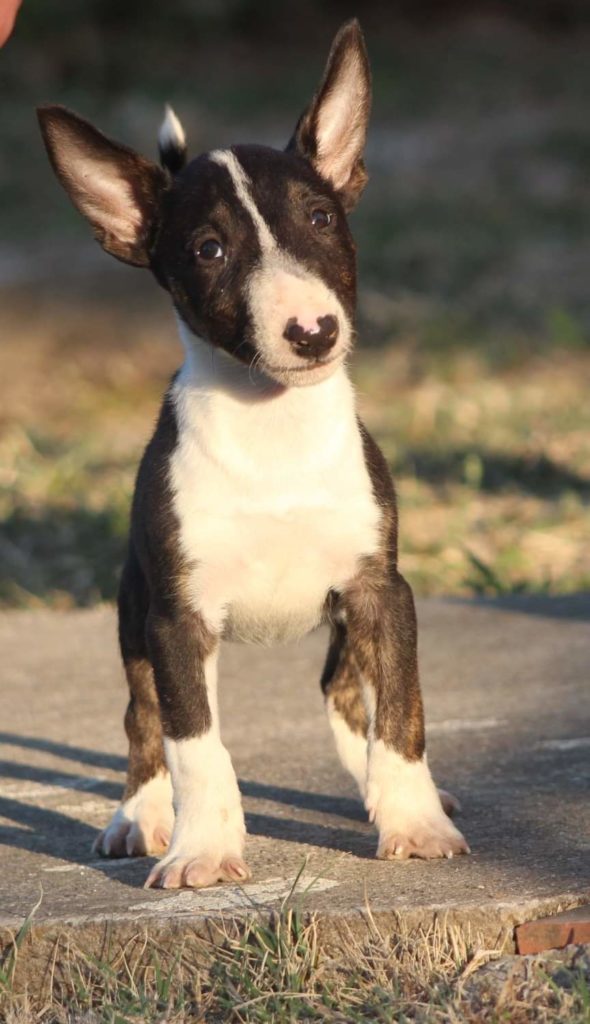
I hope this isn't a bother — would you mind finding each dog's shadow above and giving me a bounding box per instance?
[0,732,374,890]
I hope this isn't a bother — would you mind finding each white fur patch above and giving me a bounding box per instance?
[161,731,245,867]
[98,771,174,857]
[209,148,275,252]
[158,104,186,153]
[326,696,367,796]
[170,327,380,645]
[144,650,246,883]
[365,740,468,858]
[366,743,442,830]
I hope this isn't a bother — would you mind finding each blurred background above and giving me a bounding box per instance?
[0,0,589,608]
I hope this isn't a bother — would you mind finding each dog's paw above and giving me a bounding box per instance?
[366,744,470,862]
[438,788,461,817]
[377,814,470,860]
[144,853,251,889]
[94,817,172,858]
[93,773,174,858]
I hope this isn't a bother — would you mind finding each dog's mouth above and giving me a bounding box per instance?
[259,353,344,387]
[265,356,338,374]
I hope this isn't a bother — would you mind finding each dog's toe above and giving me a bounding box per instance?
[145,854,251,890]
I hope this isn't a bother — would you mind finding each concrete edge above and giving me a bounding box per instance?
[2,890,589,999]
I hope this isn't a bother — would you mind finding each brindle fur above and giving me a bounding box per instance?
[321,617,368,736]
[118,548,165,798]
[322,422,425,761]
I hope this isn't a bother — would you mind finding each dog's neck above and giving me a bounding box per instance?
[174,319,359,471]
[176,318,356,411]
[177,319,287,403]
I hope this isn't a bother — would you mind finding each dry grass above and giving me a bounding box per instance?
[1,903,589,1023]
[357,347,590,597]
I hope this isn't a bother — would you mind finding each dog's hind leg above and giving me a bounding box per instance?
[321,615,369,798]
[93,547,174,858]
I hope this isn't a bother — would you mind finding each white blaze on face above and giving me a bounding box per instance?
[210,149,276,252]
[209,149,351,386]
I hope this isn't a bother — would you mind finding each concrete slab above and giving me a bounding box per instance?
[0,597,589,970]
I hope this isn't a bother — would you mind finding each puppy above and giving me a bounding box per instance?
[38,20,469,889]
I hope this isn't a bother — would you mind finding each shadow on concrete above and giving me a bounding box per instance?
[445,592,590,622]
[0,760,122,802]
[245,812,375,857]
[0,733,126,773]
[0,730,588,889]
[0,738,375,878]
[240,779,367,823]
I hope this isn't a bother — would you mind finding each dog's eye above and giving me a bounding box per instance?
[197,238,224,261]
[311,209,332,229]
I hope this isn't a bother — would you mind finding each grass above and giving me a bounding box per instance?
[356,347,590,598]
[2,903,589,1023]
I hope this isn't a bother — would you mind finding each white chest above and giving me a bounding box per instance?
[169,351,380,645]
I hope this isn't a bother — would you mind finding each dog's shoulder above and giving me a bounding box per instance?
[130,377,183,584]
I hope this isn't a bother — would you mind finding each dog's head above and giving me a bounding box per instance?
[38,20,371,388]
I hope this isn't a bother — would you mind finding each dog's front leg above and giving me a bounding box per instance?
[144,605,249,889]
[344,569,470,860]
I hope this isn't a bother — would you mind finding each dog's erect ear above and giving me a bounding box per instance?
[287,19,371,211]
[158,104,187,175]
[37,105,169,267]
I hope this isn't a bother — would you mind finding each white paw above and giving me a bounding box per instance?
[93,773,174,858]
[146,733,248,889]
[377,813,469,860]
[144,798,248,889]
[145,853,251,889]
[366,742,470,861]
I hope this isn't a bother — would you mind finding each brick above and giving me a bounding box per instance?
[515,905,590,955]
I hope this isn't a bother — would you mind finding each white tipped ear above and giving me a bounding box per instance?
[37,105,168,267]
[288,20,371,211]
[158,104,187,174]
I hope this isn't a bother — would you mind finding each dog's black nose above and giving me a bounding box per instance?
[283,315,339,359]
